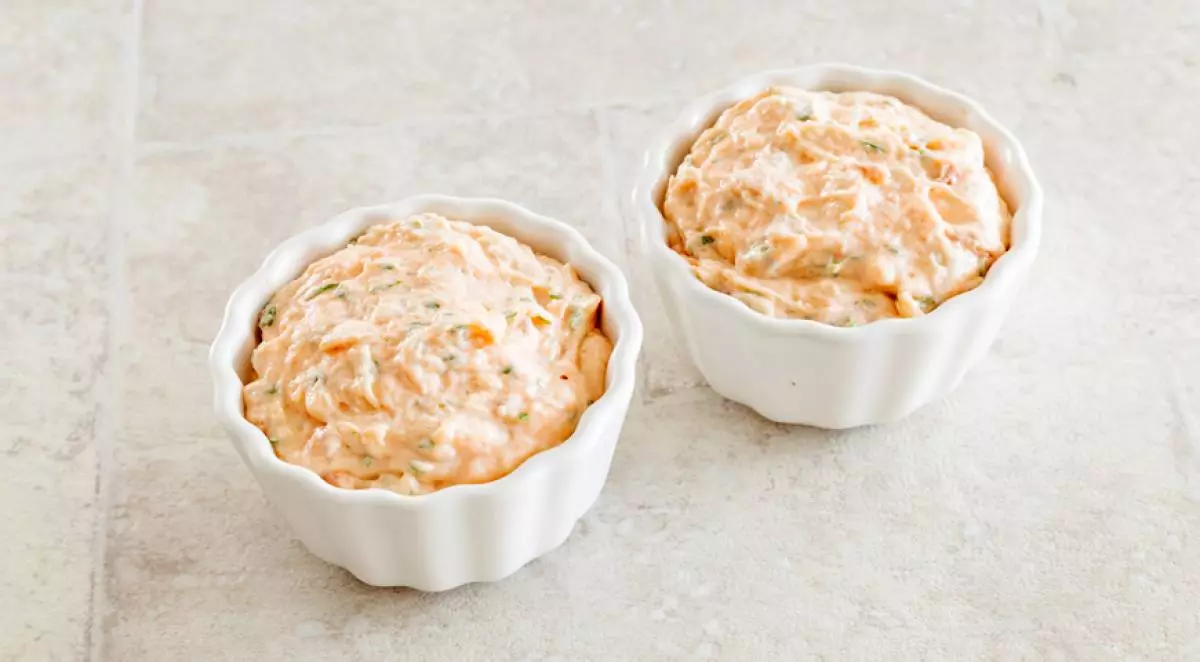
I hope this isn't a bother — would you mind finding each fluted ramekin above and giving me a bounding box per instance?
[209,195,643,590]
[635,64,1042,429]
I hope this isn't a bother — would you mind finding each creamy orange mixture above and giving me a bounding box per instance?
[663,87,1011,325]
[243,214,612,496]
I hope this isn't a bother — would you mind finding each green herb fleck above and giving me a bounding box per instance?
[265,384,278,395]
[370,280,401,293]
[502,365,514,375]
[835,318,857,328]
[860,140,885,153]
[417,437,434,450]
[796,111,813,122]
[915,295,937,312]
[425,301,441,310]
[549,293,563,300]
[410,219,424,229]
[700,234,715,246]
[443,353,457,363]
[306,282,339,300]
[363,457,373,467]
[381,263,397,270]
[259,304,277,328]
[858,299,878,309]
[409,459,433,475]
[451,324,467,331]
[504,310,517,321]
[885,244,901,255]
[518,412,529,421]
[268,437,280,446]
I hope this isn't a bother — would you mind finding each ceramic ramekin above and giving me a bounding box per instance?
[635,64,1043,429]
[209,195,643,590]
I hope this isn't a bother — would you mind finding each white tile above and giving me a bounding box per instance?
[139,0,680,141]
[0,158,112,662]
[0,0,127,162]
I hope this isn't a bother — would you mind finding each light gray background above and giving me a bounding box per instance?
[3,1,1199,660]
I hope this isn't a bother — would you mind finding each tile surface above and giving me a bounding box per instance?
[0,158,113,662]
[2,0,1199,660]
[139,0,679,142]
[0,0,126,162]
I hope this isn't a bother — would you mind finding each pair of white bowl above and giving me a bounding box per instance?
[209,64,1043,590]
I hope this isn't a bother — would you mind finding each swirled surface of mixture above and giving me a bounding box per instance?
[663,87,1011,325]
[243,214,612,495]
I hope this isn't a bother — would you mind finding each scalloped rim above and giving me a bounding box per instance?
[208,195,643,510]
[634,63,1044,342]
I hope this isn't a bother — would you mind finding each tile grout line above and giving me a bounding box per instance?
[88,0,143,660]
[133,96,684,157]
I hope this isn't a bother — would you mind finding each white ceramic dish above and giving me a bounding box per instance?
[209,195,643,590]
[634,64,1043,429]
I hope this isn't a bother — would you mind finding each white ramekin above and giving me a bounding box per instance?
[208,195,643,590]
[635,64,1043,429]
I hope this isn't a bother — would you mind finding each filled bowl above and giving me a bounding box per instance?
[634,64,1043,428]
[209,195,643,590]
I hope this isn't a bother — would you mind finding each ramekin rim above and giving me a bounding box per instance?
[634,62,1044,342]
[208,194,644,509]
